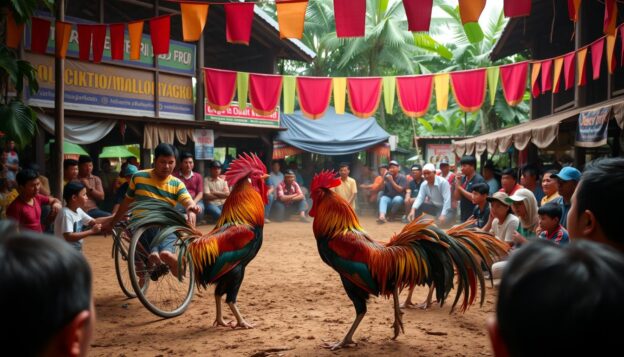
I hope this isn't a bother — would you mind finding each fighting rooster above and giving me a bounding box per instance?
[309,171,508,350]
[130,153,268,328]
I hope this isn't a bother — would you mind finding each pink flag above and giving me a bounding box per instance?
[204,68,237,111]
[225,3,255,45]
[396,75,433,117]
[540,60,553,94]
[590,38,604,80]
[334,0,366,37]
[563,51,576,90]
[347,77,383,118]
[500,62,528,106]
[249,73,283,115]
[296,77,332,119]
[450,69,487,112]
[403,0,433,32]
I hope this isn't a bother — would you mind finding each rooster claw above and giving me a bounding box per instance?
[321,340,356,350]
[213,319,231,327]
[228,320,254,329]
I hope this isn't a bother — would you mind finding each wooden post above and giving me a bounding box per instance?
[153,0,160,119]
[195,31,205,175]
[53,0,65,198]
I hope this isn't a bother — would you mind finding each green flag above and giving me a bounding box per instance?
[487,67,500,105]
[237,72,249,110]
[283,76,296,114]
[382,76,396,114]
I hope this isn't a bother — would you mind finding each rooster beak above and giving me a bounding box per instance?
[261,174,270,180]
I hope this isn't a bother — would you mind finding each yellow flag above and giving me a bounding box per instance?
[577,47,587,86]
[553,57,564,92]
[434,73,449,111]
[333,77,347,114]
[181,3,209,41]
[607,35,616,74]
[128,21,144,60]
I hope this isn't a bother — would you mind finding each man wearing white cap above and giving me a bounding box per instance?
[407,163,451,225]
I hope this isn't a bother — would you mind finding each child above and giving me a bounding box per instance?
[469,183,490,228]
[537,203,570,245]
[55,181,111,251]
[487,192,520,244]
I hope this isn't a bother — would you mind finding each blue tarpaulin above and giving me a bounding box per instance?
[277,107,390,155]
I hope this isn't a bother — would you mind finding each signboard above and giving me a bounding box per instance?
[25,52,194,120]
[193,129,215,160]
[425,144,455,166]
[205,102,280,128]
[576,106,610,148]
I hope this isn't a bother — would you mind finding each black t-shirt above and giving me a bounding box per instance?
[460,174,485,222]
[382,173,408,198]
[471,203,490,228]
[409,179,424,198]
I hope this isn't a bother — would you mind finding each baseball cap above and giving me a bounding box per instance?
[487,191,512,206]
[439,158,449,166]
[124,164,138,177]
[551,166,581,182]
[389,160,399,167]
[411,164,422,171]
[284,169,296,177]
[209,160,222,168]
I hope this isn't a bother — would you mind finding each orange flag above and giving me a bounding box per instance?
[577,47,588,86]
[604,0,617,35]
[55,21,72,59]
[128,21,144,60]
[181,3,209,41]
[531,62,541,98]
[567,0,582,21]
[458,0,485,42]
[607,35,616,74]
[276,0,307,39]
[553,57,564,93]
[6,11,24,48]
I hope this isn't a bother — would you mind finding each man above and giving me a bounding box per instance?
[567,158,623,251]
[498,168,523,196]
[203,160,230,221]
[288,160,305,188]
[332,162,357,209]
[453,155,485,222]
[4,140,19,183]
[439,158,455,184]
[265,160,284,222]
[175,152,205,222]
[273,170,308,222]
[520,165,544,203]
[469,183,490,229]
[407,163,451,225]
[64,158,79,185]
[126,156,140,169]
[77,155,109,218]
[540,169,560,206]
[104,143,200,275]
[551,166,580,229]
[377,160,407,223]
[360,164,387,204]
[482,160,500,195]
[402,164,424,223]
[6,169,62,233]
[0,222,95,357]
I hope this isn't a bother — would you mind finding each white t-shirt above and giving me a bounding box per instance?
[54,207,93,251]
[490,213,520,243]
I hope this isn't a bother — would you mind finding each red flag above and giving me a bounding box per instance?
[334,0,366,38]
[225,3,255,45]
[563,51,576,90]
[249,73,283,115]
[150,15,171,55]
[396,75,433,118]
[347,77,382,118]
[109,24,125,60]
[403,0,433,32]
[590,38,604,80]
[296,77,332,119]
[530,62,541,98]
[504,0,531,17]
[204,68,237,111]
[567,0,581,21]
[604,0,617,35]
[92,25,107,63]
[541,60,553,94]
[500,62,528,106]
[450,69,487,113]
[31,17,51,54]
[77,24,93,61]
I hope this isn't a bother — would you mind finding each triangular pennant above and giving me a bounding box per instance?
[249,73,283,115]
[567,0,582,21]
[128,21,144,60]
[150,15,171,55]
[531,62,541,97]
[333,77,347,114]
[504,0,531,17]
[607,35,616,74]
[334,0,366,38]
[225,3,255,45]
[590,38,605,80]
[276,0,307,39]
[458,0,485,42]
[553,57,564,93]
[434,73,449,111]
[347,77,382,118]
[92,25,107,63]
[31,17,51,54]
[55,21,72,59]
[500,62,528,106]
[297,77,332,119]
[450,68,487,113]
[396,75,433,118]
[109,24,125,60]
[77,24,93,61]
[563,51,576,90]
[6,11,24,48]
[382,76,396,114]
[282,75,296,114]
[180,3,209,41]
[577,47,588,86]
[541,60,553,94]
[237,72,249,110]
[204,68,237,110]
[604,0,617,35]
[487,67,500,105]
[403,0,433,32]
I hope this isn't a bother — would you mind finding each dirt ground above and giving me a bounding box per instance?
[86,216,497,357]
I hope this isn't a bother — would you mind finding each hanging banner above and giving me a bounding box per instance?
[425,144,455,166]
[575,106,611,147]
[193,129,215,160]
[205,101,280,128]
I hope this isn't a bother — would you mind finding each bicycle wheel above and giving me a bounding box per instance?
[128,226,195,318]
[113,228,148,298]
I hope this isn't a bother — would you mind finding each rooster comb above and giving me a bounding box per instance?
[225,153,267,187]
[311,170,341,192]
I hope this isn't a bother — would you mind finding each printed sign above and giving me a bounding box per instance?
[576,106,611,148]
[205,102,280,127]
[193,129,215,160]
[425,144,455,166]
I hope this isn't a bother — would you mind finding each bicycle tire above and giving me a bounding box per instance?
[114,240,137,298]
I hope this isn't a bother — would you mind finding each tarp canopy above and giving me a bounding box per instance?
[100,145,138,159]
[44,140,89,156]
[277,107,390,155]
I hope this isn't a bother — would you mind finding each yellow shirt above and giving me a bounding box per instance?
[0,189,19,219]
[332,177,358,209]
[541,192,560,206]
[126,169,192,207]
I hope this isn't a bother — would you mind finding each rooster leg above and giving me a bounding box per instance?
[400,286,417,309]
[212,295,230,327]
[392,287,405,339]
[415,284,437,310]
[322,276,367,350]
[227,302,254,329]
[321,313,365,350]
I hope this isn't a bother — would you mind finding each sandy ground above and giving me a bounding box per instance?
[86,216,497,357]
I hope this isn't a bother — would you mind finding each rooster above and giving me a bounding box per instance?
[129,153,268,328]
[309,171,509,350]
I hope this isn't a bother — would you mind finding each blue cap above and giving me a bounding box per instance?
[124,164,138,177]
[552,166,581,182]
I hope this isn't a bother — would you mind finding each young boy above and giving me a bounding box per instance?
[55,181,111,251]
[537,203,569,245]
[6,169,62,232]
[470,183,490,228]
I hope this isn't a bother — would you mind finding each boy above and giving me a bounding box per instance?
[469,183,490,228]
[55,181,111,251]
[6,169,62,232]
[537,203,569,245]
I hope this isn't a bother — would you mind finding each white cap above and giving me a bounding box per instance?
[423,163,436,172]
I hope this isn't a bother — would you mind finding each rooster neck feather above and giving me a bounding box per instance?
[312,190,364,239]
[215,180,264,228]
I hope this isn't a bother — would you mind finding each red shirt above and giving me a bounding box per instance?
[6,194,51,232]
[174,171,204,199]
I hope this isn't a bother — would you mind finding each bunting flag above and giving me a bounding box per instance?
[396,75,433,118]
[55,21,72,59]
[204,68,237,111]
[541,60,553,94]
[567,0,582,21]
[276,0,308,39]
[109,24,125,60]
[504,0,531,17]
[577,47,588,86]
[434,73,449,111]
[333,77,347,114]
[458,0,485,42]
[31,17,51,54]
[225,3,255,45]
[334,0,366,38]
[6,12,24,48]
[450,68,487,113]
[487,67,500,105]
[553,57,564,93]
[403,0,433,32]
[590,38,604,80]
[606,35,616,74]
[77,24,93,61]
[604,0,617,35]
[249,73,283,115]
[150,15,171,55]
[347,77,382,118]
[180,2,209,41]
[237,71,249,110]
[282,75,296,114]
[563,51,576,90]
[297,77,332,119]
[500,62,528,106]
[128,21,144,60]
[382,76,396,114]
[531,62,541,98]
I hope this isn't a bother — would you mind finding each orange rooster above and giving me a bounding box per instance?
[309,171,509,350]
